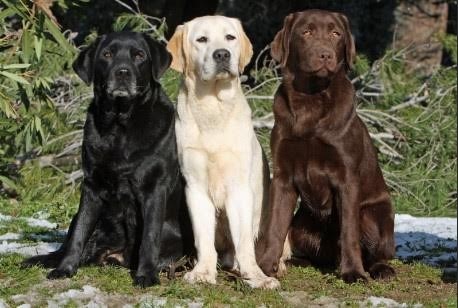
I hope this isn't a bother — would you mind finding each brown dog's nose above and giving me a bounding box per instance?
[320,50,332,61]
[319,50,333,61]
[213,49,231,63]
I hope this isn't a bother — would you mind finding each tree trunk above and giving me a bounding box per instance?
[392,0,449,76]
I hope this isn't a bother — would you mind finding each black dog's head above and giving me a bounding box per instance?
[73,32,171,101]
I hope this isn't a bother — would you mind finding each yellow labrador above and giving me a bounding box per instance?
[167,16,279,289]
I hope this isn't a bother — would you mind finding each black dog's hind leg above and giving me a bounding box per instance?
[47,182,104,279]
[133,186,168,287]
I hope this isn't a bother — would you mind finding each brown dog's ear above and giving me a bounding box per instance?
[337,13,356,71]
[271,14,295,67]
[167,25,185,73]
[232,18,253,73]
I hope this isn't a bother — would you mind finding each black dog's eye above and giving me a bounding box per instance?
[332,31,341,37]
[226,34,236,41]
[103,51,113,58]
[196,36,208,43]
[135,51,145,60]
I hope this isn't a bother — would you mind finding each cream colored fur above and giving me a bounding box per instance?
[167,16,279,289]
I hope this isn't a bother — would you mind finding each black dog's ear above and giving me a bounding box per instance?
[142,34,172,80]
[72,36,104,85]
[271,13,295,67]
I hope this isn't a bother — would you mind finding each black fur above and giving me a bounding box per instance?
[23,32,194,287]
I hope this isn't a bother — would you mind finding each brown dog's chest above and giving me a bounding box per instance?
[277,136,343,214]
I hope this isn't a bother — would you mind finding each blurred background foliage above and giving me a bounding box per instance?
[0,0,456,223]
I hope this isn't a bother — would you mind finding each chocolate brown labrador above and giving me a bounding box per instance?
[256,10,395,283]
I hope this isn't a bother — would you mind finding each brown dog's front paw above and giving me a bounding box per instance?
[258,259,278,278]
[341,270,368,283]
[369,263,395,280]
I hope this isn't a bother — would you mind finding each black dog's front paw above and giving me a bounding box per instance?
[341,270,368,283]
[47,267,76,280]
[134,272,160,288]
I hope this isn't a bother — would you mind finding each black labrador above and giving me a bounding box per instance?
[23,32,194,287]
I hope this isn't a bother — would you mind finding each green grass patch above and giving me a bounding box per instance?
[0,254,455,307]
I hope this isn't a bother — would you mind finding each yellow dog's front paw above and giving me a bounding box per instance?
[245,276,280,289]
[183,269,217,285]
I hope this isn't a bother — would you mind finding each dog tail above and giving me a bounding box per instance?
[258,148,271,238]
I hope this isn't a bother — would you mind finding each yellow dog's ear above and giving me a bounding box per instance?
[167,25,185,73]
[233,19,253,73]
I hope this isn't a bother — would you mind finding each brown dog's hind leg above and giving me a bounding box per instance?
[289,205,339,268]
[360,201,396,280]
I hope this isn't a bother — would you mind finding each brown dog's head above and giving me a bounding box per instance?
[271,10,355,78]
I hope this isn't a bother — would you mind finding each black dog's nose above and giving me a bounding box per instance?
[115,68,131,78]
[319,50,333,61]
[213,49,231,63]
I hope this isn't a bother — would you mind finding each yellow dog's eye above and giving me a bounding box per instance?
[135,51,145,60]
[304,30,312,36]
[103,51,112,58]
[226,34,236,41]
[332,31,341,37]
[196,36,208,43]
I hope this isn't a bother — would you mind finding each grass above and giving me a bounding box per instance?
[0,254,455,307]
[0,213,455,306]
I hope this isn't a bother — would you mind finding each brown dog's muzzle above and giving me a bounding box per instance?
[302,46,338,76]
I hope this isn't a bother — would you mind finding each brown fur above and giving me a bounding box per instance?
[256,10,395,283]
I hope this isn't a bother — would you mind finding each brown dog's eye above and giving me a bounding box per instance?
[303,30,312,36]
[103,51,112,58]
[332,31,341,37]
[135,51,145,60]
[196,36,208,43]
[226,34,236,41]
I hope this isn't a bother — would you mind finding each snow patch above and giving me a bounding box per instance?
[0,299,9,308]
[362,296,417,307]
[395,214,457,267]
[0,213,57,229]
[0,240,61,256]
[138,296,168,307]
[0,232,21,240]
[395,214,456,239]
[24,217,57,229]
[47,285,107,307]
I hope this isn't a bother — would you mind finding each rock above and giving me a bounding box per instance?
[280,291,310,307]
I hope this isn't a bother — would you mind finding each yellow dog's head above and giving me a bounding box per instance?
[167,15,253,81]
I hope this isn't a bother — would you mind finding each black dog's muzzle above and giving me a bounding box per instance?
[107,65,138,99]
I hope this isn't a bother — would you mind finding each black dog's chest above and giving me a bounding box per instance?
[85,124,150,195]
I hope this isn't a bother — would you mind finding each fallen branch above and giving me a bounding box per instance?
[66,169,83,184]
[389,82,428,112]
[37,154,81,168]
[246,95,274,100]
[253,113,274,129]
